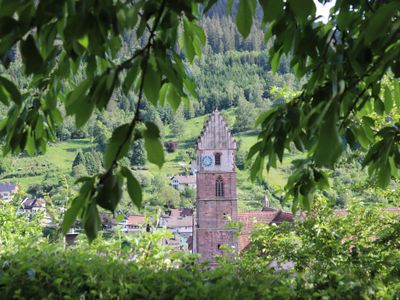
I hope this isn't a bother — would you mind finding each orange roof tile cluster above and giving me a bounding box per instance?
[237,209,294,252]
[127,215,146,226]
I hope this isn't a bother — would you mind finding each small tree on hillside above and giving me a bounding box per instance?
[170,107,185,137]
[72,151,86,169]
[129,140,146,166]
[234,98,257,132]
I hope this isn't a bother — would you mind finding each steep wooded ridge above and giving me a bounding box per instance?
[0,4,297,213]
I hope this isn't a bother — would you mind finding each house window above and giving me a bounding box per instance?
[215,153,221,165]
[216,176,224,197]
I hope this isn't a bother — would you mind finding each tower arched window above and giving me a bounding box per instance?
[216,176,224,197]
[214,153,221,165]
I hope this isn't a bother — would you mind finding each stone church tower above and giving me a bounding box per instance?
[194,110,237,260]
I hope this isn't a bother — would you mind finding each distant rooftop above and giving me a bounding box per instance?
[163,208,194,228]
[0,182,18,193]
[20,197,45,209]
[127,215,146,226]
[171,175,196,185]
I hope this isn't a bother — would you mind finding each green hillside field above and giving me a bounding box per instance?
[1,109,296,211]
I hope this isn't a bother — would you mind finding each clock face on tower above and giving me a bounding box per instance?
[201,155,213,167]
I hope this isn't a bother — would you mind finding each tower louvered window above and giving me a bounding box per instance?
[216,176,224,197]
[215,153,221,165]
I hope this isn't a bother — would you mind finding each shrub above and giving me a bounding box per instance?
[164,141,178,153]
[0,245,294,300]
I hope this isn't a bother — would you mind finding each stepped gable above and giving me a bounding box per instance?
[197,110,236,150]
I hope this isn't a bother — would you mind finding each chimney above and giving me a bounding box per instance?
[263,194,270,209]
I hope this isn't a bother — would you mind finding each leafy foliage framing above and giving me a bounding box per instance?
[0,0,399,239]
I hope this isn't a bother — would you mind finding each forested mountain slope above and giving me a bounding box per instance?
[0,3,398,213]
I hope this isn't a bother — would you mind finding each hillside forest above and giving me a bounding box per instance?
[1,10,399,214]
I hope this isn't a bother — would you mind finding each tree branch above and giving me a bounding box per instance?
[99,0,167,185]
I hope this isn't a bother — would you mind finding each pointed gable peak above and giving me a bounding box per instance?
[197,110,236,150]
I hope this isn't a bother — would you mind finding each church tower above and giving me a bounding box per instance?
[195,110,237,260]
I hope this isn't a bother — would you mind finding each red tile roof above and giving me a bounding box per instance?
[271,210,293,224]
[237,209,293,252]
[127,215,145,226]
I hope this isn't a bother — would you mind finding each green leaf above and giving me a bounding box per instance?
[159,83,169,106]
[167,85,181,111]
[83,203,101,242]
[227,0,234,14]
[26,129,35,156]
[62,199,79,234]
[122,58,141,96]
[143,122,164,168]
[288,0,315,21]
[336,9,351,31]
[78,34,89,49]
[122,166,143,208]
[236,0,256,38]
[314,169,329,189]
[117,6,138,29]
[374,98,385,115]
[183,78,197,98]
[20,35,44,75]
[104,123,132,169]
[315,103,342,167]
[65,79,91,114]
[143,63,161,106]
[62,177,94,234]
[0,76,21,105]
[62,196,84,234]
[61,195,86,234]
[192,23,206,45]
[74,99,94,128]
[96,174,122,213]
[259,0,284,23]
[271,51,281,73]
[377,162,391,188]
[365,3,398,45]
[394,80,400,108]
[384,86,393,113]
[180,19,196,62]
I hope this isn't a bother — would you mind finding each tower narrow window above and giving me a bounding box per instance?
[216,176,224,197]
[215,153,221,165]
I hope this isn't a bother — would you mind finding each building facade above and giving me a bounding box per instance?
[170,175,196,190]
[0,182,19,202]
[194,110,237,260]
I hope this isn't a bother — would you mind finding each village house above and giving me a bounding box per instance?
[19,197,55,225]
[0,182,19,202]
[170,175,196,190]
[20,197,46,213]
[160,208,193,234]
[159,208,194,251]
[123,215,147,233]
